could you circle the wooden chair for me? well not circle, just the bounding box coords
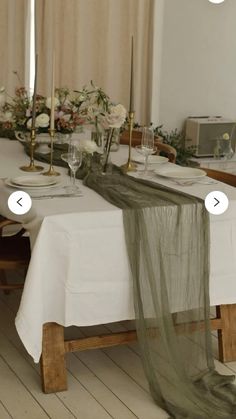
[0,216,31,292]
[120,129,177,163]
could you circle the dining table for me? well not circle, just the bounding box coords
[1,137,236,393]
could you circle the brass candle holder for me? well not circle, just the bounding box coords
[120,111,137,173]
[20,128,44,172]
[43,129,60,176]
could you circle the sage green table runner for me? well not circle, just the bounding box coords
[25,143,101,178]
[83,168,236,419]
[27,144,236,417]
[25,143,68,168]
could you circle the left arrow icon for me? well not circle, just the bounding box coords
[8,191,32,215]
[17,197,23,207]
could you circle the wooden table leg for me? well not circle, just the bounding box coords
[217,304,236,363]
[40,323,67,393]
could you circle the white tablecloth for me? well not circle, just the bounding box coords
[1,139,236,362]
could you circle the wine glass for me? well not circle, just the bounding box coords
[61,145,82,193]
[136,127,155,175]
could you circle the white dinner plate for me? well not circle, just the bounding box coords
[132,155,168,164]
[154,166,206,180]
[5,176,60,190]
[10,175,57,187]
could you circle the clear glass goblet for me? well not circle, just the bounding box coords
[61,147,82,193]
[135,127,156,175]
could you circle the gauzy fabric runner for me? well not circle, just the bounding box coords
[24,143,68,168]
[84,167,236,419]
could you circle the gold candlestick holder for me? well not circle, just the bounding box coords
[120,111,137,173]
[20,128,44,172]
[43,129,60,176]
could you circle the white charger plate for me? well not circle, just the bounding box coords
[132,155,168,164]
[10,175,57,187]
[5,176,60,190]
[154,166,206,180]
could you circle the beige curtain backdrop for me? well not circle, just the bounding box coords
[36,0,154,124]
[0,0,28,97]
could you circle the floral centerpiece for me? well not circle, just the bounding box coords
[0,87,85,135]
[0,81,126,167]
[75,101,126,177]
[74,81,127,150]
[79,83,126,173]
[0,81,126,140]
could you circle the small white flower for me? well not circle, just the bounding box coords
[0,111,13,122]
[35,113,50,128]
[60,113,71,122]
[78,93,86,102]
[56,111,64,119]
[0,89,5,107]
[87,105,100,118]
[222,133,230,140]
[106,104,126,128]
[46,97,60,109]
[78,138,102,154]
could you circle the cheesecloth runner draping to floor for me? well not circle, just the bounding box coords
[83,167,236,419]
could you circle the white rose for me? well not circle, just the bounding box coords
[106,104,126,128]
[46,97,60,109]
[35,113,50,128]
[78,138,102,154]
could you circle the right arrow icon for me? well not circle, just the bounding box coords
[205,191,229,215]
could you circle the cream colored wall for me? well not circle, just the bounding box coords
[153,0,236,131]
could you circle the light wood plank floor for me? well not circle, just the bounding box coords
[0,281,236,419]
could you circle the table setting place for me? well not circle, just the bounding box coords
[3,174,83,200]
[122,127,218,187]
[1,140,85,199]
[131,160,218,186]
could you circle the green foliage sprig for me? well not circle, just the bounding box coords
[152,125,196,166]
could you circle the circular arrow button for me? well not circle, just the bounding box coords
[8,191,32,215]
[205,191,229,215]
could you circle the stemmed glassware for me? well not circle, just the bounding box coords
[136,127,156,175]
[61,143,82,193]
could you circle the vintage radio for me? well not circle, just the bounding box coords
[185,117,236,157]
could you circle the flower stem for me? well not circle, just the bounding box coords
[103,128,114,173]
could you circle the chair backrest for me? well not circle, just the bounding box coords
[201,168,236,187]
[120,130,177,163]
[0,216,25,237]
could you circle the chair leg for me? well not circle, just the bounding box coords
[217,304,236,362]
